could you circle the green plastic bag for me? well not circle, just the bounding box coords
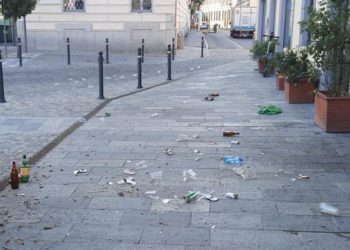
[258,105,282,115]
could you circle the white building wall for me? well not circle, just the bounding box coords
[17,0,189,53]
[256,0,314,50]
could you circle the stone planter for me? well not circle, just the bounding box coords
[284,78,315,104]
[314,91,350,133]
[275,72,284,91]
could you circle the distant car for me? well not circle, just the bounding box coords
[200,22,209,30]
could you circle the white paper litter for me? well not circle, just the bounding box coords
[232,167,248,180]
[124,169,136,175]
[183,169,197,182]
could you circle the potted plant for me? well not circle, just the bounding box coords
[283,47,319,103]
[250,40,268,73]
[273,52,287,90]
[301,0,350,132]
[250,40,277,75]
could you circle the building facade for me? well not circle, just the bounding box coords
[255,0,318,51]
[17,0,190,52]
[200,0,258,29]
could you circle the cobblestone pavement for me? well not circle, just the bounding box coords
[0,42,350,249]
[0,30,245,186]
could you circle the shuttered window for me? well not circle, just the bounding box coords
[131,0,152,12]
[63,0,85,12]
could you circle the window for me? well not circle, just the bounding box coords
[132,0,152,12]
[63,0,85,12]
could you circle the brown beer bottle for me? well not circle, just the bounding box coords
[10,161,19,189]
[223,131,240,137]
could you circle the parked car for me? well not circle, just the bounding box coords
[200,22,209,30]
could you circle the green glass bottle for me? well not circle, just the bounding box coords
[20,155,30,183]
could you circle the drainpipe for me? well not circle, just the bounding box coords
[174,0,178,45]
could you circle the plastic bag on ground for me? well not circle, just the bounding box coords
[258,105,282,115]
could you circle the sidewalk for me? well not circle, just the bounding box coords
[0,46,349,249]
[0,43,238,189]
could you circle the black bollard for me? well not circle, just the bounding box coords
[137,48,142,89]
[0,50,6,103]
[105,38,109,64]
[201,36,204,58]
[67,38,71,65]
[172,37,175,61]
[141,39,145,63]
[98,51,104,99]
[18,38,22,67]
[167,44,172,81]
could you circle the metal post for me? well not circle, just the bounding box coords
[23,16,28,53]
[98,51,104,99]
[167,44,172,81]
[137,48,143,88]
[67,38,71,65]
[18,38,22,67]
[201,36,204,58]
[3,0,7,58]
[172,37,175,61]
[105,38,109,64]
[141,39,145,63]
[0,50,6,103]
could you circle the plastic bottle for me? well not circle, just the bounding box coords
[10,162,19,189]
[320,203,339,216]
[223,156,243,164]
[20,155,30,183]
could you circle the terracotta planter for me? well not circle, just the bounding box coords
[275,72,284,90]
[284,78,315,104]
[314,91,350,133]
[258,59,265,74]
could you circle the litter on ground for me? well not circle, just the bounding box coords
[204,96,215,101]
[117,177,136,186]
[258,104,283,115]
[223,131,240,137]
[232,167,248,180]
[74,169,87,175]
[164,148,174,156]
[320,202,339,216]
[124,169,136,175]
[298,174,310,180]
[230,141,240,145]
[198,191,219,202]
[162,199,171,204]
[224,156,243,165]
[225,192,239,199]
[183,169,197,181]
[184,191,199,203]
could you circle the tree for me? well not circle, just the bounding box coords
[300,0,350,96]
[189,0,204,15]
[4,0,38,44]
